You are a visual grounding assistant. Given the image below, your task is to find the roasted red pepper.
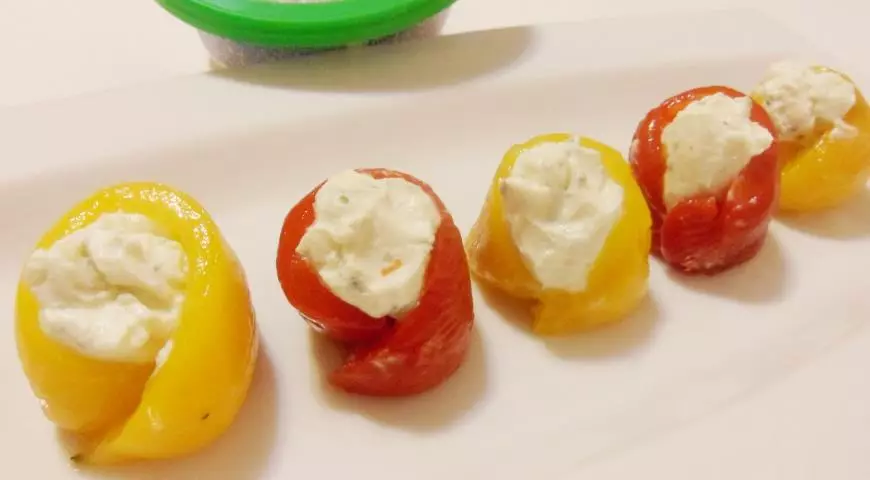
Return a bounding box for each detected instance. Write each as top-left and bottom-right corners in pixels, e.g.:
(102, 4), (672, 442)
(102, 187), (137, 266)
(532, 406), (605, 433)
(276, 168), (474, 396)
(629, 86), (780, 274)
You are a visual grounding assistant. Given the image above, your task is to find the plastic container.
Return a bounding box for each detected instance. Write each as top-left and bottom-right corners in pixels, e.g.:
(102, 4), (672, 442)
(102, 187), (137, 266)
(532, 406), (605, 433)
(156, 0), (457, 68)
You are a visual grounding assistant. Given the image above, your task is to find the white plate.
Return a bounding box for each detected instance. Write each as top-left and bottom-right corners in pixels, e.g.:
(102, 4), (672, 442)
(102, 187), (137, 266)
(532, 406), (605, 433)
(2, 8), (869, 480)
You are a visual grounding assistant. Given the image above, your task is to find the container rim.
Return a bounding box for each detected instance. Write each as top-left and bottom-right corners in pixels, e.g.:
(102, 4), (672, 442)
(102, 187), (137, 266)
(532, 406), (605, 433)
(156, 0), (457, 47)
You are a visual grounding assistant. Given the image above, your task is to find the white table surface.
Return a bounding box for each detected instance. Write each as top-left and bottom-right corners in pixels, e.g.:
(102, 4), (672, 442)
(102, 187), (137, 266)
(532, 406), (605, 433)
(2, 0), (868, 108)
(4, 1), (870, 478)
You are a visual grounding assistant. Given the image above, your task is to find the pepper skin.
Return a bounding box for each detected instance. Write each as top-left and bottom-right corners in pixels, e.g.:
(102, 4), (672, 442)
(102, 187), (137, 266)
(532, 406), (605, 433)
(465, 134), (652, 335)
(629, 86), (780, 274)
(276, 168), (474, 397)
(15, 183), (258, 464)
(753, 67), (870, 212)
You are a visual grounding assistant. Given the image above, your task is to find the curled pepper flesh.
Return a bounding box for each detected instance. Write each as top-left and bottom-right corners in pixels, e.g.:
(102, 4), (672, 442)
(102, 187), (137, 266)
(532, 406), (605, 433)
(465, 134), (652, 335)
(629, 86), (780, 274)
(15, 183), (258, 464)
(276, 168), (474, 397)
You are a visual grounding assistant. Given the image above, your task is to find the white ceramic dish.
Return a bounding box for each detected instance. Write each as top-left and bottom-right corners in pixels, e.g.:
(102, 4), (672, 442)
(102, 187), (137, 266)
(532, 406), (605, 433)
(3, 8), (870, 480)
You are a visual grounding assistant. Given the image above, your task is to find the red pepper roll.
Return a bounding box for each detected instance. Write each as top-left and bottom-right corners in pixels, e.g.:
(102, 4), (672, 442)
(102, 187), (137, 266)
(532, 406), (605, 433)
(276, 168), (474, 396)
(629, 86), (780, 274)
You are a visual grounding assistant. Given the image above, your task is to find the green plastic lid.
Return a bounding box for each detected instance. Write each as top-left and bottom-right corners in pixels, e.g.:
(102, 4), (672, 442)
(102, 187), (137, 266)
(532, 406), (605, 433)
(156, 0), (457, 48)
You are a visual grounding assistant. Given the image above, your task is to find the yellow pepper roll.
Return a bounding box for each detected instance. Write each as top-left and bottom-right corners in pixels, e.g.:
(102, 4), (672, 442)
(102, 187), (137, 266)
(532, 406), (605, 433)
(15, 183), (258, 464)
(751, 62), (870, 212)
(466, 134), (652, 335)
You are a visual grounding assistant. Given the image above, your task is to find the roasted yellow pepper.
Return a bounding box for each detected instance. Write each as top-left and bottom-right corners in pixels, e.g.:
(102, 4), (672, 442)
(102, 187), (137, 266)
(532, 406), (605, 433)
(15, 183), (258, 464)
(465, 134), (652, 335)
(753, 67), (870, 212)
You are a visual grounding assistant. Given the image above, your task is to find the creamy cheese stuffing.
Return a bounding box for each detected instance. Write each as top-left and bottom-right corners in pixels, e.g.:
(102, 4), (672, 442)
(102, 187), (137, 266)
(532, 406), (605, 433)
(753, 61), (857, 140)
(500, 140), (624, 292)
(661, 93), (773, 209)
(22, 213), (188, 363)
(296, 170), (441, 319)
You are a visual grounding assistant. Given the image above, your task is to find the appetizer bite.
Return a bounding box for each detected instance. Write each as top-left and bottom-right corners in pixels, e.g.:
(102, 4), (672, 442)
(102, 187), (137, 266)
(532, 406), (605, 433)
(15, 183), (258, 464)
(466, 134), (651, 335)
(629, 86), (779, 274)
(276, 168), (474, 397)
(751, 61), (870, 211)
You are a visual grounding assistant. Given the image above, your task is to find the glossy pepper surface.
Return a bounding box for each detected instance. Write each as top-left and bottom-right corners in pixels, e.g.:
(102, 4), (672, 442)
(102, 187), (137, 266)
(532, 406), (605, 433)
(629, 86), (780, 274)
(465, 134), (652, 335)
(276, 168), (474, 397)
(15, 183), (258, 464)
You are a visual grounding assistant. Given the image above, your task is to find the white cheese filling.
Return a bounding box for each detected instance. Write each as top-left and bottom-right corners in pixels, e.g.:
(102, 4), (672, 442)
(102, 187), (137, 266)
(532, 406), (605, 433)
(753, 61), (857, 141)
(661, 93), (773, 209)
(296, 170), (441, 319)
(500, 140), (624, 292)
(22, 213), (188, 364)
